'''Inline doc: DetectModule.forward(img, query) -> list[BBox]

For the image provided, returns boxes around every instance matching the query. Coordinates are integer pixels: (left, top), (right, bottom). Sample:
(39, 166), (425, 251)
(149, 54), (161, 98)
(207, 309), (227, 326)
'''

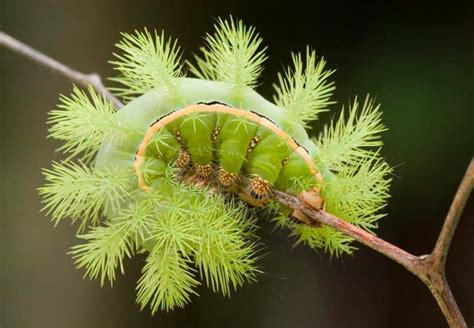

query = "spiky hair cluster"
(110, 29), (183, 100)
(273, 48), (336, 127)
(39, 16), (391, 312)
(188, 17), (267, 90)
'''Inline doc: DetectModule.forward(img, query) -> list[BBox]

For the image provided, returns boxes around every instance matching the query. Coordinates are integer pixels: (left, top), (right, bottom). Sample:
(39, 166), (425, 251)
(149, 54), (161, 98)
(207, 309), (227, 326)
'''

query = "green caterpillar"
(106, 83), (324, 209)
(39, 17), (391, 313)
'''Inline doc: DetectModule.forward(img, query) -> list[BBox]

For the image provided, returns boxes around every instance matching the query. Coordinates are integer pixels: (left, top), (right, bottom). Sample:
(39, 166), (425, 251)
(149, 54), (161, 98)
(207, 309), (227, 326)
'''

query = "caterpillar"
(39, 17), (391, 313)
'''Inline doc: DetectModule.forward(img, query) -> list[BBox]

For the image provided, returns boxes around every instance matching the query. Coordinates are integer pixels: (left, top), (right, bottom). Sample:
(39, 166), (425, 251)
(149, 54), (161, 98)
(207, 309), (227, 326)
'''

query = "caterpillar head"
(39, 16), (391, 313)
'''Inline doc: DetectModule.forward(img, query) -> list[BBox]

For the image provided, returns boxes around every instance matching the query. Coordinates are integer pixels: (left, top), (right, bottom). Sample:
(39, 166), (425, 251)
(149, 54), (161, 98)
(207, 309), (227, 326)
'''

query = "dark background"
(1, 1), (473, 327)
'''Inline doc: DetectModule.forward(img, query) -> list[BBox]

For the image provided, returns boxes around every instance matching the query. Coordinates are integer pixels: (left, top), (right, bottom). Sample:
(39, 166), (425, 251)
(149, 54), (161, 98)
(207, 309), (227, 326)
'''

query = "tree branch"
(432, 160), (474, 269)
(274, 190), (423, 274)
(274, 158), (473, 328)
(0, 31), (123, 109)
(1, 31), (472, 328)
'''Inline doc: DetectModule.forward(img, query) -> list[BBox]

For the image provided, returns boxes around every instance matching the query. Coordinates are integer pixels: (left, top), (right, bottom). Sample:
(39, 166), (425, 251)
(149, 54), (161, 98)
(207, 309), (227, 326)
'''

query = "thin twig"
(1, 31), (472, 328)
(0, 31), (123, 108)
(239, 162), (473, 327)
(432, 160), (474, 269)
(274, 190), (423, 273)
(421, 159), (474, 327)
(275, 159), (473, 328)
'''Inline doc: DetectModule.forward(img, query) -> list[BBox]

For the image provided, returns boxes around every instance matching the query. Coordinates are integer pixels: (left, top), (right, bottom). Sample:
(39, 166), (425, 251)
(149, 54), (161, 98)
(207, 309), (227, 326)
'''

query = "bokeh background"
(1, 1), (473, 327)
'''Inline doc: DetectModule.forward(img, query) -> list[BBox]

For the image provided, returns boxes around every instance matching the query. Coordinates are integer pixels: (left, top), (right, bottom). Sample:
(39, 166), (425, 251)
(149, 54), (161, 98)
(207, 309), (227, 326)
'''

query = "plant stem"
(275, 159), (473, 328)
(0, 31), (123, 109)
(1, 30), (471, 328)
(432, 160), (474, 269)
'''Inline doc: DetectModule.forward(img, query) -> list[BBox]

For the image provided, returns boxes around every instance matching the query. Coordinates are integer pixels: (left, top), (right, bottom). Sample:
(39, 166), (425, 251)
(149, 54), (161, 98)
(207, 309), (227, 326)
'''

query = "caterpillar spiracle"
(39, 17), (392, 312)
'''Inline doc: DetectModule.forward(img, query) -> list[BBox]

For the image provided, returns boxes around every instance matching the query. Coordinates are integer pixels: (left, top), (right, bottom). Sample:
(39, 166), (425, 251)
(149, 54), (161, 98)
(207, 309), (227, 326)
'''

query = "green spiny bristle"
(69, 191), (164, 288)
(38, 161), (135, 231)
(273, 47), (336, 127)
(137, 184), (204, 314)
(69, 223), (133, 286)
(267, 201), (355, 257)
(315, 95), (386, 171)
(151, 179), (260, 297)
(110, 28), (183, 101)
(48, 86), (129, 162)
(285, 95), (391, 256)
(63, 171), (260, 312)
(289, 155), (391, 256)
(151, 207), (202, 256)
(322, 154), (392, 230)
(187, 16), (267, 91)
(313, 95), (392, 232)
(112, 193), (162, 245)
(267, 200), (293, 229)
(137, 244), (200, 313)
(291, 224), (356, 257)
(192, 198), (260, 296)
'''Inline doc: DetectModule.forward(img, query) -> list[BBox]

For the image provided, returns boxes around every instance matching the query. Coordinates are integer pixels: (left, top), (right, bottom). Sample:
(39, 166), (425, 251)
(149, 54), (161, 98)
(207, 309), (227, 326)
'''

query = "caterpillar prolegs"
(40, 17), (391, 312)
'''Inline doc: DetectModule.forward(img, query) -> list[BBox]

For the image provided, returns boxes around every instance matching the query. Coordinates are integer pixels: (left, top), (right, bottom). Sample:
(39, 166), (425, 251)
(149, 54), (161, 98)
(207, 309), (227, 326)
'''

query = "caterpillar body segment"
(216, 111), (259, 175)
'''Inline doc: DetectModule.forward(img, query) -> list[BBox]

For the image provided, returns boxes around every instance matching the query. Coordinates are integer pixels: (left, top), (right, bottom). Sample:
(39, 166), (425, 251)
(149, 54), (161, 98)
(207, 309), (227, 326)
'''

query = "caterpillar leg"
(290, 188), (324, 224)
(290, 209), (313, 224)
(175, 149), (191, 168)
(196, 164), (213, 179)
(300, 188), (324, 210)
(238, 176), (270, 207)
(217, 168), (239, 192)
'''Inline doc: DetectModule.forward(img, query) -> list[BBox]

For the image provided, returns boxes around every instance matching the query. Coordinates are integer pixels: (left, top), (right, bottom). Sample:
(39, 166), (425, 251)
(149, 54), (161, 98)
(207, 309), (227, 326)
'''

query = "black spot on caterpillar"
(197, 100), (229, 106)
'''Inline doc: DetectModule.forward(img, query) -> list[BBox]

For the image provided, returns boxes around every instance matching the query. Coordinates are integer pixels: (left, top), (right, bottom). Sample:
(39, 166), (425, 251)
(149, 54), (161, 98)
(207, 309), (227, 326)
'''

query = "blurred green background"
(1, 1), (473, 327)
